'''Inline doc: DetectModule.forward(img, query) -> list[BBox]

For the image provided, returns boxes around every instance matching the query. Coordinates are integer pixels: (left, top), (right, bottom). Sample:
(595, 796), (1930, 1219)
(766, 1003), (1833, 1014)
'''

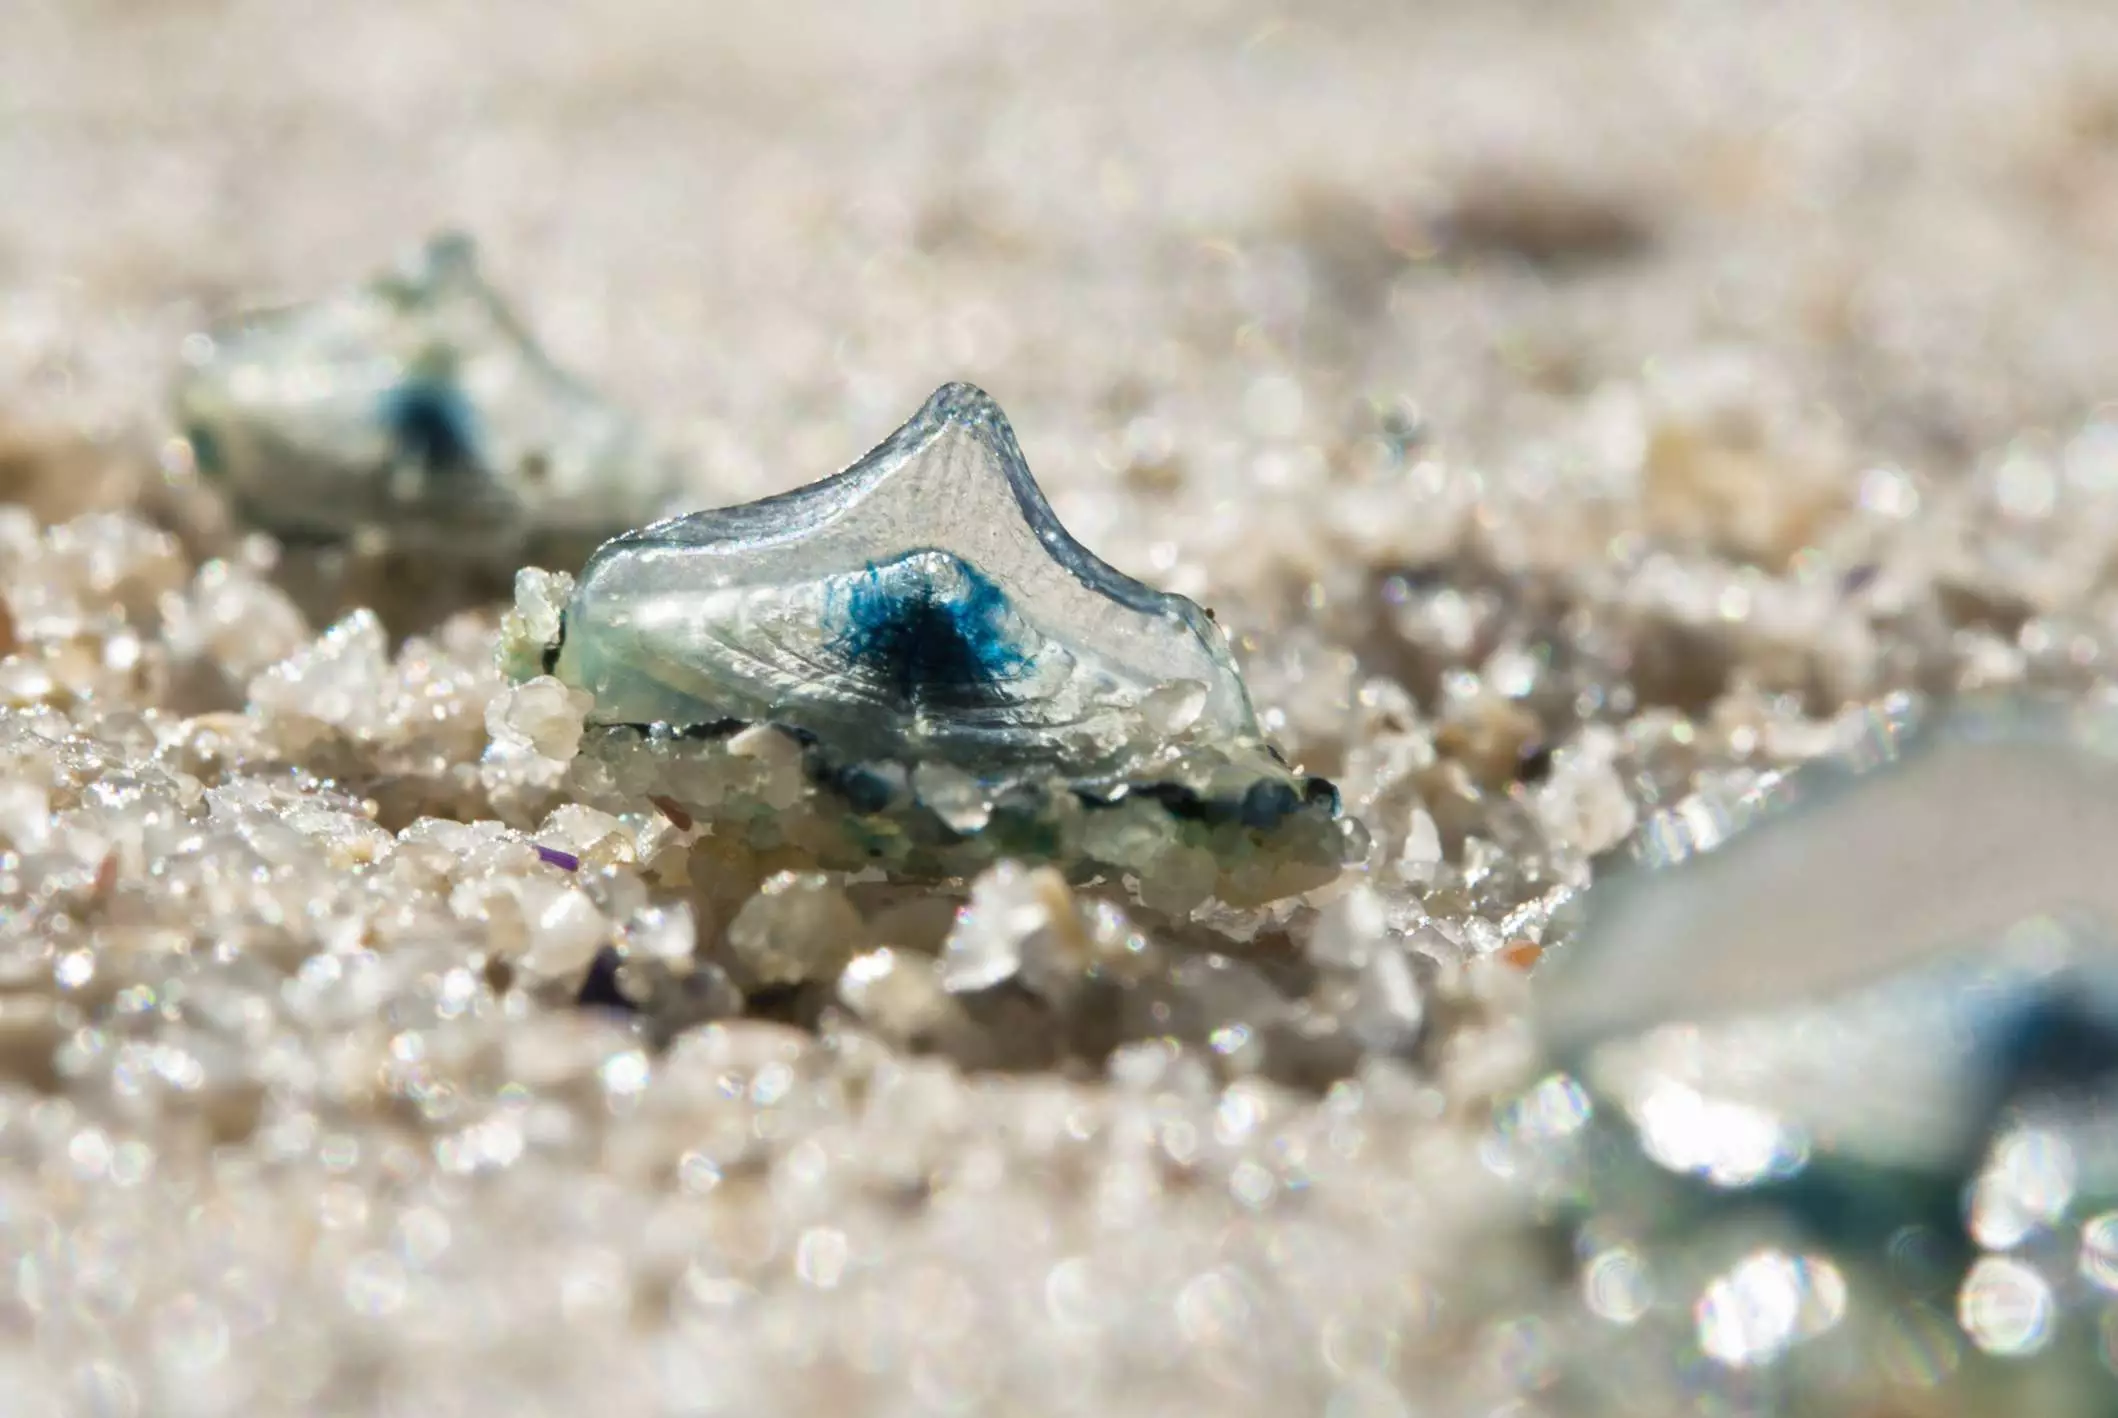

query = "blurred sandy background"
(9, 0), (2118, 492)
(3, 4), (2118, 1415)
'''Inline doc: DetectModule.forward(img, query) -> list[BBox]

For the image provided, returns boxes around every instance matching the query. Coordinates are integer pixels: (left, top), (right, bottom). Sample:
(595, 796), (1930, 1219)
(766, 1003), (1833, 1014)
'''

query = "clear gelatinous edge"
(172, 232), (681, 555)
(558, 381), (1259, 741)
(1519, 689), (2118, 1242)
(613, 383), (1242, 660)
(1532, 690), (2118, 1066)
(496, 386), (1352, 882)
(1510, 694), (2118, 1397)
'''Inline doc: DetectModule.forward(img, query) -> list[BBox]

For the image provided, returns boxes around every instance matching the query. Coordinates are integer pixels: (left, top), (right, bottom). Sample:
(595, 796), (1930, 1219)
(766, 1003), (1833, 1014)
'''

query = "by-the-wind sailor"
(500, 382), (1348, 906)
(1528, 694), (2118, 1413)
(173, 233), (688, 565)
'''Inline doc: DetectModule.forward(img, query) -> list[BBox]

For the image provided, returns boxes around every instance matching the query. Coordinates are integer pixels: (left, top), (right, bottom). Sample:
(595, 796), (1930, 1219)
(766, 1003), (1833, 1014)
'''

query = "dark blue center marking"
(1974, 981), (2118, 1120)
(379, 376), (480, 476)
(184, 423), (225, 480)
(832, 559), (1029, 711)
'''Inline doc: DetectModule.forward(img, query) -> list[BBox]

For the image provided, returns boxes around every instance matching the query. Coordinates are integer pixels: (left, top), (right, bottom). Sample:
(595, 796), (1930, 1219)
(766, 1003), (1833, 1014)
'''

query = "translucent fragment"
(1536, 694), (2118, 1298)
(551, 383), (1254, 772)
(1522, 696), (2118, 1410)
(508, 383), (1346, 898)
(1540, 695), (2118, 1062)
(173, 233), (688, 563)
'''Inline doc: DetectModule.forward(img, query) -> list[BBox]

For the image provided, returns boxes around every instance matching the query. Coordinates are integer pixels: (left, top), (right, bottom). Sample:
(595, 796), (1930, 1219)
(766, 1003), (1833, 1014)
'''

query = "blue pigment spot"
(1303, 776), (1342, 815)
(185, 423), (224, 479)
(379, 376), (480, 475)
(1239, 778), (1302, 830)
(826, 762), (903, 814)
(833, 559), (1029, 710)
(1977, 984), (2118, 1115)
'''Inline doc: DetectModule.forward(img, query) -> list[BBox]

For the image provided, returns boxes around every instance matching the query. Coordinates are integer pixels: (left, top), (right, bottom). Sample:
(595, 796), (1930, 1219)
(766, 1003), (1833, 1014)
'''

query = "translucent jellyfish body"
(1532, 695), (2118, 1413)
(173, 234), (688, 566)
(502, 383), (1348, 904)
